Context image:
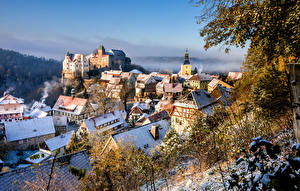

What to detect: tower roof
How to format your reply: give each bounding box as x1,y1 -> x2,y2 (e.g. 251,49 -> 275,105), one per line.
183,48 -> 190,65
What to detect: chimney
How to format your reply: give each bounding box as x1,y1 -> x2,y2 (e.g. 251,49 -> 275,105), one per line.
71,89 -> 76,99
150,125 -> 159,140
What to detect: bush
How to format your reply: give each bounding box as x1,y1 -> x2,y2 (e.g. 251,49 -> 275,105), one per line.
228,137 -> 300,190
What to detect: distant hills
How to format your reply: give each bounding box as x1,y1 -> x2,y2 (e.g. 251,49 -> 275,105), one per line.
0,48 -> 61,103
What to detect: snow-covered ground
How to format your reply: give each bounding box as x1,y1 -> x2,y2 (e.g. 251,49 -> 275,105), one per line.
143,128 -> 296,191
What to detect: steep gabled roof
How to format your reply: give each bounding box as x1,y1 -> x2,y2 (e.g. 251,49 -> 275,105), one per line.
208,79 -> 233,90
173,89 -> 218,114
0,94 -> 24,105
112,120 -> 169,153
45,130 -> 74,152
53,95 -> 87,115
187,74 -> 200,81
191,89 -> 217,109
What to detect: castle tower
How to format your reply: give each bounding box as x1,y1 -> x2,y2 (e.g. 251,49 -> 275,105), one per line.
180,48 -> 192,76
97,45 -> 105,56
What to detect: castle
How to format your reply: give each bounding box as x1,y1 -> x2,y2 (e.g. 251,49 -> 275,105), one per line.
62,45 -> 130,83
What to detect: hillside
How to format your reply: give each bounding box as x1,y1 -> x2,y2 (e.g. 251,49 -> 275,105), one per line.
0,48 -> 62,103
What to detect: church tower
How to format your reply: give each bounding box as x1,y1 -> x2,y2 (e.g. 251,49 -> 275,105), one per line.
180,48 -> 192,76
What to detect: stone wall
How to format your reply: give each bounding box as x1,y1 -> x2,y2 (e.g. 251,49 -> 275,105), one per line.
7,133 -> 55,150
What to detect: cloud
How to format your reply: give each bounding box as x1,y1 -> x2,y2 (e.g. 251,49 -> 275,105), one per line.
0,33 -> 246,72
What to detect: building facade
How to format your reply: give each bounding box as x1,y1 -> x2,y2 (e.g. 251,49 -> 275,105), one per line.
0,94 -> 24,123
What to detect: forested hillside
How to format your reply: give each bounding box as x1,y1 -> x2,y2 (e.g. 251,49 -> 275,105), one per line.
0,48 -> 61,103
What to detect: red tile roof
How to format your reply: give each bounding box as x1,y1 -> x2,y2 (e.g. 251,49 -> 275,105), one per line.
53,95 -> 87,114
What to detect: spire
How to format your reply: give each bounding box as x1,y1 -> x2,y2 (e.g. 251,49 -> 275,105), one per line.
184,48 -> 190,65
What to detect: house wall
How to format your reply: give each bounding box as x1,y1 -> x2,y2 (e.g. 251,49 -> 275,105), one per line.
7,133 -> 55,150
171,106 -> 200,134
62,55 -> 89,80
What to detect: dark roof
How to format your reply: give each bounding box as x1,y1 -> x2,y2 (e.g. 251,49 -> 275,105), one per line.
0,150 -> 91,191
191,89 -> 217,109
147,110 -> 170,123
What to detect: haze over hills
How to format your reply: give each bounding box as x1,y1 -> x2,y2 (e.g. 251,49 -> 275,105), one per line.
132,56 -> 242,73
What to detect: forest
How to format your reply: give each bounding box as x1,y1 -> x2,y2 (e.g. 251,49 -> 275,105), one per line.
0,48 -> 62,104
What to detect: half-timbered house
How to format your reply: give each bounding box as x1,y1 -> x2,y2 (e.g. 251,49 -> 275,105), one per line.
170,89 -> 218,134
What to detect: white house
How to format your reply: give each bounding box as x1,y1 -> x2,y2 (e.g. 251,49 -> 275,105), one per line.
4,116 -> 55,150
78,110 -> 128,135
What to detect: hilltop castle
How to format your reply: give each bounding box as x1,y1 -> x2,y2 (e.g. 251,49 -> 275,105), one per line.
62,45 -> 131,83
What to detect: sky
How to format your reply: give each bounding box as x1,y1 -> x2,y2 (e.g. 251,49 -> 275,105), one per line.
0,0 -> 247,71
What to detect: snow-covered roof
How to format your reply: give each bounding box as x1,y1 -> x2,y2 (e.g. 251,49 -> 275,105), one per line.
173,89 -> 218,115
132,102 -> 149,111
25,108 -> 48,119
112,120 -> 170,153
100,73 -> 113,81
83,110 -> 128,133
0,150 -> 91,191
25,151 -> 50,164
136,74 -> 151,82
208,78 -> 220,89
0,94 -> 24,105
164,83 -> 183,93
191,89 -> 217,109
208,79 -> 233,90
130,69 -> 142,74
136,113 -> 150,123
45,131 -> 74,152
109,49 -> 126,56
52,115 -> 67,127
5,116 -> 55,142
53,95 -> 87,115
90,103 -> 98,111
106,70 -> 122,76
198,73 -> 213,81
29,101 -> 51,113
